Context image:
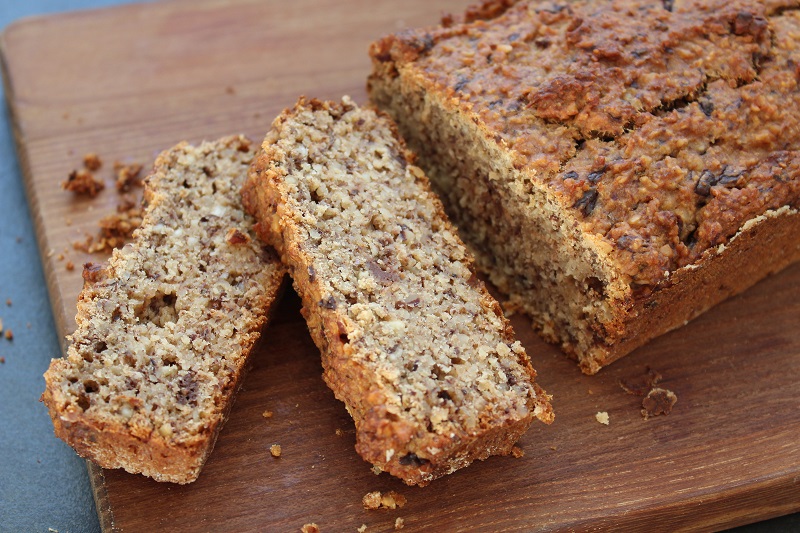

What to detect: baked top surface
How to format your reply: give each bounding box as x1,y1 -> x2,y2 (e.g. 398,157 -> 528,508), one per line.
373,0 -> 800,287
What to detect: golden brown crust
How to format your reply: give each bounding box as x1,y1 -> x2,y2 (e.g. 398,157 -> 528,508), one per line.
585,207 -> 800,372
42,366 -> 211,482
369,0 -> 800,373
43,136 -> 286,483
243,97 -> 552,485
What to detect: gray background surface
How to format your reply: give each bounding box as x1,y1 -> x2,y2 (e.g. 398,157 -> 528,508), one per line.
0,1 -> 797,532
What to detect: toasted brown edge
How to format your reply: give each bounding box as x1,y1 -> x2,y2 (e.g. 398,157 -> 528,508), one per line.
583,206 -> 800,373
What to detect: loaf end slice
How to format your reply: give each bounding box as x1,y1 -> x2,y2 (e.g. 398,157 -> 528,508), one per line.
42,136 -> 286,483
243,97 -> 553,486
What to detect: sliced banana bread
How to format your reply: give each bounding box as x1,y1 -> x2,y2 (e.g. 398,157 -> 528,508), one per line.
242,97 -> 553,486
42,136 -> 285,483
369,0 -> 800,373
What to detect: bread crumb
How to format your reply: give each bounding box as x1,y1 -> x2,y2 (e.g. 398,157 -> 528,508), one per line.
270,444 -> 282,457
6,299 -> 11,307
73,199 -> 143,254
262,410 -> 273,418
357,525 -> 367,533
335,428 -> 344,436
595,411 -> 609,425
394,518 -> 405,530
63,169 -> 104,197
83,153 -> 102,171
66,261 -> 75,271
300,523 -> 319,533
363,490 -> 406,510
371,465 -> 382,475
510,445 -> 524,458
57,253 -> 65,261
362,491 -> 381,510
381,491 -> 406,509
642,388 -> 678,420
550,445 -> 557,451
114,162 -> 143,192
5,329 -> 13,341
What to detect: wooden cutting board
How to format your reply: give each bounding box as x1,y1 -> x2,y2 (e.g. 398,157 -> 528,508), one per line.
2,1 -> 799,531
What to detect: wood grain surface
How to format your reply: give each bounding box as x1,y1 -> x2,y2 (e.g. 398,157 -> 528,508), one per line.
2,0 -> 799,531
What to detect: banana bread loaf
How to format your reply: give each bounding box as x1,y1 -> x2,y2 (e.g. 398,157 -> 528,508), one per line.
42,136 -> 285,483
369,0 -> 800,373
242,97 -> 553,486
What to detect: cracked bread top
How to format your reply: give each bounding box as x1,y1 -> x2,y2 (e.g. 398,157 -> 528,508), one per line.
371,0 -> 800,288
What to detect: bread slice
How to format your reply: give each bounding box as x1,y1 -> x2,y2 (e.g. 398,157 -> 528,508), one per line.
242,97 -> 553,486
368,0 -> 800,373
42,136 -> 285,483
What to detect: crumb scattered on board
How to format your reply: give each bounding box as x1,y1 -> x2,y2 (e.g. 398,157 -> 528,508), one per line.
270,444 -> 282,457
395,517 -> 405,530
362,490 -> 407,510
114,162 -> 143,192
620,367 -> 678,419
262,410 -> 273,419
300,523 -> 319,533
83,153 -> 102,171
595,411 -> 610,425
642,388 -> 678,420
357,525 -> 367,533
72,198 -> 143,254
65,152 -> 146,254
62,169 -> 105,197
5,330 -> 13,341
511,445 -> 524,458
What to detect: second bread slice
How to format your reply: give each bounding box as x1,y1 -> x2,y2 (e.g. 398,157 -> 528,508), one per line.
243,97 -> 553,485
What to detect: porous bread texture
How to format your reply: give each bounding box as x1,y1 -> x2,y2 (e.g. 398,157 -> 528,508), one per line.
368,0 -> 800,373
242,97 -> 553,486
42,136 -> 285,483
